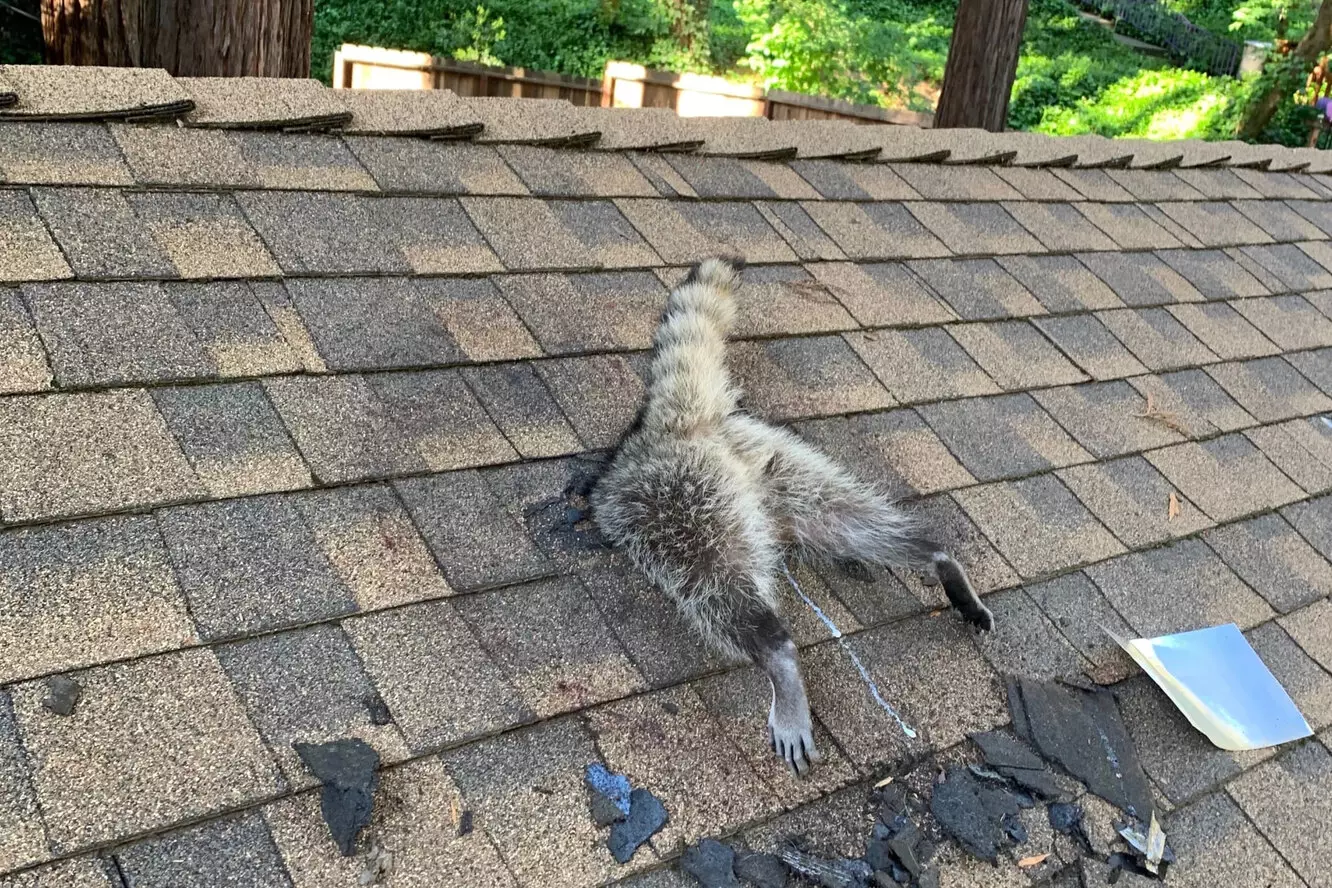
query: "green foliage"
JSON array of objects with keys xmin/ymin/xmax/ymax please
[
  {"xmin": 0, "ymin": 0, "xmax": 42, "ymax": 65},
  {"xmin": 310, "ymin": 0, "xmax": 1329, "ymax": 145},
  {"xmin": 313, "ymin": 0, "xmax": 735, "ymax": 82}
]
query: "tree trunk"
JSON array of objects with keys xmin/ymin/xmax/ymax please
[
  {"xmin": 41, "ymin": 0, "xmax": 313, "ymax": 77},
  {"xmin": 1238, "ymin": 0, "xmax": 1332, "ymax": 140},
  {"xmin": 933, "ymin": 0, "xmax": 1029, "ymax": 131}
]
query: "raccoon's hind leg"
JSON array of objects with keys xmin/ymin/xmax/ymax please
[
  {"xmin": 747, "ymin": 422, "xmax": 995, "ymax": 632},
  {"xmin": 731, "ymin": 596, "xmax": 821, "ymax": 777}
]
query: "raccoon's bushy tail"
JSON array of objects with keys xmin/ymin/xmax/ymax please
[{"xmin": 643, "ymin": 257, "xmax": 743, "ymax": 439}]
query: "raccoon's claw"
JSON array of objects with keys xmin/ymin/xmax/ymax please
[{"xmin": 768, "ymin": 713, "xmax": 821, "ymax": 777}]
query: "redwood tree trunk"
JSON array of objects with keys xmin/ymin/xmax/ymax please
[
  {"xmin": 933, "ymin": 0, "xmax": 1029, "ymax": 131},
  {"xmin": 41, "ymin": 0, "xmax": 313, "ymax": 77},
  {"xmin": 1238, "ymin": 0, "xmax": 1332, "ymax": 140}
]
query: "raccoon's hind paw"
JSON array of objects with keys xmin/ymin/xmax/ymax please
[
  {"xmin": 932, "ymin": 552, "xmax": 995, "ymax": 633},
  {"xmin": 768, "ymin": 708, "xmax": 821, "ymax": 778}
]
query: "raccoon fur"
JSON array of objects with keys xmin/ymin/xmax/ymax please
[{"xmin": 590, "ymin": 256, "xmax": 994, "ymax": 776}]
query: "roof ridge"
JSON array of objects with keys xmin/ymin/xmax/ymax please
[{"xmin": 0, "ymin": 64, "xmax": 1328, "ymax": 173}]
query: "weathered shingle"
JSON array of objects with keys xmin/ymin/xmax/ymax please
[
  {"xmin": 845, "ymin": 326, "xmax": 1000, "ymax": 403},
  {"xmin": 346, "ymin": 138, "xmax": 527, "ymax": 195},
  {"xmin": 907, "ymin": 201, "xmax": 1043, "ymax": 254},
  {"xmin": 790, "ymin": 159, "xmax": 921, "ymax": 200},
  {"xmin": 800, "ymin": 201, "xmax": 949, "ymax": 260},
  {"xmin": 918, "ymin": 392, "xmax": 1089, "ymax": 481},
  {"xmin": 229, "ymin": 131, "xmax": 375, "ymax": 190},
  {"xmin": 166, "ymin": 281, "xmax": 303, "ymax": 377},
  {"xmin": 1157, "ymin": 201, "xmax": 1275, "ymax": 246},
  {"xmin": 948, "ymin": 320, "xmax": 1087, "ymax": 390},
  {"xmin": 125, "ymin": 191, "xmax": 280, "ymax": 279},
  {"xmin": 1072, "ymin": 202, "xmax": 1181, "ymax": 249},
  {"xmin": 0, "ymin": 390, "xmax": 202, "ymax": 522},
  {"xmin": 0, "ymin": 289, "xmax": 51, "ymax": 394},
  {"xmin": 236, "ymin": 191, "xmax": 409, "ymax": 274},
  {"xmin": 264, "ymin": 372, "xmax": 514, "ymax": 483},
  {"xmin": 462, "ymin": 363, "xmax": 582, "ymax": 459},
  {"xmin": 1004, "ymin": 201, "xmax": 1118, "ymax": 252},
  {"xmin": 1234, "ymin": 294, "xmax": 1332, "ymax": 351},
  {"xmin": 1077, "ymin": 251, "xmax": 1205, "ymax": 306},
  {"xmin": 1096, "ymin": 307, "xmax": 1219, "ymax": 370},
  {"xmin": 1058, "ymin": 454, "xmax": 1210, "ymax": 548},
  {"xmin": 1032, "ymin": 315, "xmax": 1147, "ymax": 380},
  {"xmin": 614, "ymin": 198, "xmax": 796, "ymax": 264},
  {"xmin": 1239, "ymin": 242, "xmax": 1332, "ymax": 292},
  {"xmin": 1147, "ymin": 434, "xmax": 1304, "ymax": 522},
  {"xmin": 0, "ymin": 191, "xmax": 71, "ymax": 283},
  {"xmin": 1156, "ymin": 248, "xmax": 1270, "ymax": 300},
  {"xmin": 0, "ymin": 122, "xmax": 131, "ymax": 185},
  {"xmin": 805, "ymin": 261, "xmax": 955, "ymax": 327},
  {"xmin": 1207, "ymin": 356, "xmax": 1332, "ymax": 422},
  {"xmin": 110, "ymin": 124, "xmax": 258, "ymax": 188},
  {"xmin": 498, "ymin": 270, "xmax": 663, "ymax": 353},
  {"xmin": 113, "ymin": 812, "xmax": 294, "ymax": 888},
  {"xmin": 466, "ymin": 197, "xmax": 660, "ymax": 270},
  {"xmin": 9, "ymin": 648, "xmax": 281, "ymax": 850},
  {"xmin": 535, "ymin": 353, "xmax": 648, "ymax": 449},
  {"xmin": 1034, "ymin": 380, "xmax": 1186, "ymax": 457},
  {"xmin": 1166, "ymin": 302, "xmax": 1280, "ymax": 360},
  {"xmin": 909, "ymin": 258, "xmax": 1044, "ymax": 320},
  {"xmin": 152, "ymin": 383, "xmax": 312, "ymax": 499}
]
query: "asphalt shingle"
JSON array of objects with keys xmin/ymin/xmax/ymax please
[
  {"xmin": 754, "ymin": 200, "xmax": 848, "ymax": 260},
  {"xmin": 463, "ymin": 363, "xmax": 583, "ymax": 459},
  {"xmin": 1074, "ymin": 203, "xmax": 1182, "ymax": 250},
  {"xmin": 264, "ymin": 371, "xmax": 515, "ymax": 483},
  {"xmin": 0, "ymin": 289, "xmax": 51, "ymax": 394},
  {"xmin": 266, "ymin": 757, "xmax": 515, "ymax": 887},
  {"xmin": 498, "ymin": 270, "xmax": 664, "ymax": 353},
  {"xmin": 587, "ymin": 686, "xmax": 779, "ymax": 853},
  {"xmin": 417, "ymin": 277, "xmax": 542, "ymax": 362},
  {"xmin": 1233, "ymin": 294, "xmax": 1332, "ymax": 350},
  {"xmin": 908, "ymin": 258, "xmax": 1045, "ymax": 320},
  {"xmin": 229, "ymin": 131, "xmax": 376, "ymax": 191},
  {"xmin": 796, "ymin": 408, "xmax": 975, "ymax": 496},
  {"xmin": 1281, "ymin": 598, "xmax": 1332, "ymax": 672},
  {"xmin": 1239, "ymin": 242, "xmax": 1332, "ymax": 291},
  {"xmin": 919, "ymin": 392, "xmax": 1089, "ymax": 481},
  {"xmin": 0, "ymin": 122, "xmax": 131, "ymax": 185},
  {"xmin": 1128, "ymin": 368, "xmax": 1255, "ymax": 436},
  {"xmin": 891, "ymin": 163, "xmax": 1021, "ymax": 200},
  {"xmin": 998, "ymin": 253, "xmax": 1124, "ymax": 313},
  {"xmin": 948, "ymin": 320, "xmax": 1088, "ymax": 390},
  {"xmin": 1161, "ymin": 791, "xmax": 1304, "ymax": 888},
  {"xmin": 1023, "ymin": 572, "xmax": 1136, "ymax": 681},
  {"xmin": 216, "ymin": 624, "xmax": 410, "ymax": 787},
  {"xmin": 125, "ymin": 191, "xmax": 280, "ymax": 279},
  {"xmin": 1035, "ymin": 380, "xmax": 1187, "ymax": 457},
  {"xmin": 805, "ymin": 613, "xmax": 1007, "ymax": 765},
  {"xmin": 113, "ymin": 812, "xmax": 294, "ymax": 888},
  {"xmin": 805, "ymin": 260, "xmax": 955, "ymax": 327},
  {"xmin": 1085, "ymin": 539, "xmax": 1272, "ymax": 637},
  {"xmin": 1058, "ymin": 454, "xmax": 1209, "ymax": 548},
  {"xmin": 236, "ymin": 191, "xmax": 409, "ymax": 274},
  {"xmin": 799, "ymin": 201, "xmax": 949, "ymax": 260},
  {"xmin": 1207, "ymin": 356, "xmax": 1332, "ymax": 422},
  {"xmin": 344, "ymin": 600, "xmax": 531, "ymax": 753},
  {"xmin": 166, "ymin": 281, "xmax": 302, "ymax": 377},
  {"xmin": 1032, "ymin": 314, "xmax": 1148, "ymax": 380},
  {"xmin": 1078, "ymin": 251, "xmax": 1204, "ymax": 306},
  {"xmin": 1204, "ymin": 512, "xmax": 1332, "ymax": 615},
  {"xmin": 789, "ymin": 159, "xmax": 921, "ymax": 200},
  {"xmin": 729, "ymin": 335, "xmax": 894, "ymax": 420},
  {"xmin": 284, "ymin": 277, "xmax": 464, "ymax": 372},
  {"xmin": 454, "ymin": 577, "xmax": 646, "ymax": 717},
  {"xmin": 0, "ymin": 516, "xmax": 195, "ymax": 686},
  {"xmin": 1157, "ymin": 201, "xmax": 1274, "ymax": 246},
  {"xmin": 535, "ymin": 353, "xmax": 648, "ymax": 449},
  {"xmin": 345, "ymin": 138, "xmax": 528, "ymax": 195},
  {"xmin": 1147, "ymin": 434, "xmax": 1304, "ymax": 522},
  {"xmin": 440, "ymin": 718, "xmax": 624, "ymax": 886},
  {"xmin": 0, "ymin": 389, "xmax": 202, "ymax": 522},
  {"xmin": 158, "ymin": 495, "xmax": 357, "ymax": 641},
  {"xmin": 31, "ymin": 187, "xmax": 173, "ymax": 279},
  {"xmin": 1004, "ymin": 201, "xmax": 1119, "ymax": 252},
  {"xmin": 0, "ymin": 693, "xmax": 45, "ymax": 874},
  {"xmin": 1156, "ymin": 248, "xmax": 1271, "ymax": 300},
  {"xmin": 1165, "ymin": 302, "xmax": 1279, "ymax": 360},
  {"xmin": 465, "ymin": 197, "xmax": 656, "ymax": 270},
  {"xmin": 24, "ymin": 281, "xmax": 214, "ymax": 387},
  {"xmin": 1246, "ymin": 417, "xmax": 1332, "ymax": 494},
  {"xmin": 845, "ymin": 326, "xmax": 1001, "ymax": 403},
  {"xmin": 9, "ymin": 648, "xmax": 282, "ymax": 851},
  {"xmin": 1282, "ymin": 494, "xmax": 1332, "ymax": 560},
  {"xmin": 1096, "ymin": 307, "xmax": 1219, "ymax": 370},
  {"xmin": 1228, "ymin": 740, "xmax": 1332, "ymax": 888},
  {"xmin": 1232, "ymin": 198, "xmax": 1328, "ymax": 241},
  {"xmin": 110, "ymin": 124, "xmax": 257, "ymax": 188},
  {"xmin": 394, "ymin": 469, "xmax": 551, "ymax": 593},
  {"xmin": 152, "ymin": 382, "xmax": 311, "ymax": 499},
  {"xmin": 954, "ymin": 474, "xmax": 1125, "ymax": 579},
  {"xmin": 661, "ymin": 154, "xmax": 816, "ymax": 199},
  {"xmin": 907, "ymin": 201, "xmax": 1043, "ymax": 254}
]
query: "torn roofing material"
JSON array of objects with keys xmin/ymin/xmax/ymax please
[{"xmin": 0, "ymin": 63, "xmax": 1330, "ymax": 888}]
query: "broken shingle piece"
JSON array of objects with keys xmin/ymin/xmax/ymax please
[
  {"xmin": 293, "ymin": 738, "xmax": 381, "ymax": 856},
  {"xmin": 41, "ymin": 675, "xmax": 81, "ymax": 716}
]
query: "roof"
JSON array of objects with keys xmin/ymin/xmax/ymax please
[{"xmin": 0, "ymin": 65, "xmax": 1331, "ymax": 888}]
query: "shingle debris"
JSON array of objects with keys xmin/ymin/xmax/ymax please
[{"xmin": 294, "ymin": 737, "xmax": 381, "ymax": 856}]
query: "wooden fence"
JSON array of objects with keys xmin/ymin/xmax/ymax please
[
  {"xmin": 333, "ymin": 45, "xmax": 932, "ymax": 127},
  {"xmin": 1077, "ymin": 0, "xmax": 1243, "ymax": 76}
]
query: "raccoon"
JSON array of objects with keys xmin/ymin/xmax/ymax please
[{"xmin": 590, "ymin": 257, "xmax": 994, "ymax": 776}]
